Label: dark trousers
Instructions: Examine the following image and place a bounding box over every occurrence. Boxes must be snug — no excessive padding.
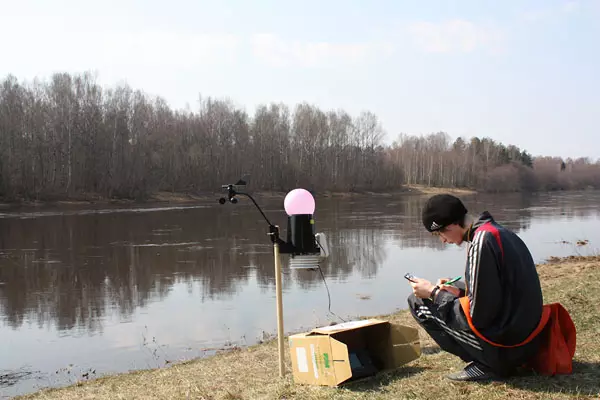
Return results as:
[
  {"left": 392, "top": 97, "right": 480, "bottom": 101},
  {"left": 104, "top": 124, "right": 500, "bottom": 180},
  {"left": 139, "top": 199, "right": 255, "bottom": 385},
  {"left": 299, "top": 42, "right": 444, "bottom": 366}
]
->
[{"left": 407, "top": 294, "right": 541, "bottom": 377}]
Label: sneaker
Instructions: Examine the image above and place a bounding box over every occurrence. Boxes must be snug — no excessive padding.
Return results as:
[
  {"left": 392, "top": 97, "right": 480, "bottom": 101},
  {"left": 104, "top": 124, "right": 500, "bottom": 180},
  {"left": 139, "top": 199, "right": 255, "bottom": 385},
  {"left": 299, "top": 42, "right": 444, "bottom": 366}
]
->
[{"left": 446, "top": 361, "right": 497, "bottom": 381}]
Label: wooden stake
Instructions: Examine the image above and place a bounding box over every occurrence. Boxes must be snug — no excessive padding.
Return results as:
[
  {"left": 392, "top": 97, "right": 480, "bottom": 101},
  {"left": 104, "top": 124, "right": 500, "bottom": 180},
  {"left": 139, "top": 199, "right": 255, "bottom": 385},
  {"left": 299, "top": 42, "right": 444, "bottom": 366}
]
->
[{"left": 274, "top": 242, "right": 285, "bottom": 377}]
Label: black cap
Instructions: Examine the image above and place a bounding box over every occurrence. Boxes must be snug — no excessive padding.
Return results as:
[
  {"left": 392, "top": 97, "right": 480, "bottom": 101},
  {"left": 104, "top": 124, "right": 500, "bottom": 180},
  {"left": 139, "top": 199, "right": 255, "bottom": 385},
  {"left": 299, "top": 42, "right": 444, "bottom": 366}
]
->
[{"left": 422, "top": 194, "right": 468, "bottom": 232}]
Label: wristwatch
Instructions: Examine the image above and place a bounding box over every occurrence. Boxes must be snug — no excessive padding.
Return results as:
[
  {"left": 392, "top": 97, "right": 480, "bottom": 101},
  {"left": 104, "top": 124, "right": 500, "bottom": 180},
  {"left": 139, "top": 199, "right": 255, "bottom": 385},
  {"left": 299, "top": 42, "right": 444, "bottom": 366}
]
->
[{"left": 429, "top": 286, "right": 440, "bottom": 301}]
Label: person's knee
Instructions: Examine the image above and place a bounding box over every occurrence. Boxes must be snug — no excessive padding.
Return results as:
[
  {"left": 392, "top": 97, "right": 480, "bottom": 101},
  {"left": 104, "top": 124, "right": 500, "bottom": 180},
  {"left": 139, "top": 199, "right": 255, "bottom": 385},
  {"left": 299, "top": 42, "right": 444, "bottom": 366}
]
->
[
  {"left": 407, "top": 293, "right": 418, "bottom": 310},
  {"left": 407, "top": 293, "right": 426, "bottom": 316}
]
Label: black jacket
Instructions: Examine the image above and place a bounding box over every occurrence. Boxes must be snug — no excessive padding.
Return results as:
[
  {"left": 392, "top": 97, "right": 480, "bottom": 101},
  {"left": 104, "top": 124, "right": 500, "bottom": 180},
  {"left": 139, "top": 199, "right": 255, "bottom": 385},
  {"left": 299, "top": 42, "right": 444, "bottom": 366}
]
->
[{"left": 433, "top": 211, "right": 544, "bottom": 345}]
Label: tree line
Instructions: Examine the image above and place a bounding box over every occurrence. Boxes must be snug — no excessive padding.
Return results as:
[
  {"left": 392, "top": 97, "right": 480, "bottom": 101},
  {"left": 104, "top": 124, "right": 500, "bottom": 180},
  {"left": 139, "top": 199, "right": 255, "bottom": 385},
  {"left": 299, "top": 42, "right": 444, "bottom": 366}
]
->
[{"left": 0, "top": 72, "right": 598, "bottom": 201}]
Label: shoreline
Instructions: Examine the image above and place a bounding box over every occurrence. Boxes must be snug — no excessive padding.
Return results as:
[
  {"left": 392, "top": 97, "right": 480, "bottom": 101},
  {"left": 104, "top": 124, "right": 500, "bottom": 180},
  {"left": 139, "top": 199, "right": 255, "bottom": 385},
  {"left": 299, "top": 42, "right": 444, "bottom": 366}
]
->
[
  {"left": 21, "top": 184, "right": 593, "bottom": 210},
  {"left": 16, "top": 254, "right": 600, "bottom": 400},
  {"left": 0, "top": 186, "right": 477, "bottom": 209},
  {"left": 3, "top": 186, "right": 598, "bottom": 209}
]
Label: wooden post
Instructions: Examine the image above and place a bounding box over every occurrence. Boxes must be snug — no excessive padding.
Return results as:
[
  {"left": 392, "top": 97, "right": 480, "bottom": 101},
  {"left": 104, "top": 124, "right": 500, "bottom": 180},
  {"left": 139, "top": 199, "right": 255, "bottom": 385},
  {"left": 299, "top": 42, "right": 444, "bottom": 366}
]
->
[{"left": 274, "top": 241, "right": 285, "bottom": 377}]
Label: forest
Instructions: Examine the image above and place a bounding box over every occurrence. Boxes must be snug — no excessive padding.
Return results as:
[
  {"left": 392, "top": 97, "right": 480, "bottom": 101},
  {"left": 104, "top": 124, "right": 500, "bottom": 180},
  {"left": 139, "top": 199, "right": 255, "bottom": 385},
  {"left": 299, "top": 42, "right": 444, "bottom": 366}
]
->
[{"left": 0, "top": 72, "right": 598, "bottom": 201}]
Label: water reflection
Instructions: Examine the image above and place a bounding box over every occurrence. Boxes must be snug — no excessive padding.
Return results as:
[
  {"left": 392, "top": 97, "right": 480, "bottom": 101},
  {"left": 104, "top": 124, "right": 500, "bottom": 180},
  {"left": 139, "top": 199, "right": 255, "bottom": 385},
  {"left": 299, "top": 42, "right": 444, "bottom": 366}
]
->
[
  {"left": 1, "top": 191, "right": 600, "bottom": 397},
  {"left": 1, "top": 192, "right": 600, "bottom": 334}
]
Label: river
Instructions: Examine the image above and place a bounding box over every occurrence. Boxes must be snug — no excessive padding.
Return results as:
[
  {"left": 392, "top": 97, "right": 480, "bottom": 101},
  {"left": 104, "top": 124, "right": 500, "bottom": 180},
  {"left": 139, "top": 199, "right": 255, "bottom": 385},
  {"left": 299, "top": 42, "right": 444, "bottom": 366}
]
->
[{"left": 1, "top": 190, "right": 599, "bottom": 397}]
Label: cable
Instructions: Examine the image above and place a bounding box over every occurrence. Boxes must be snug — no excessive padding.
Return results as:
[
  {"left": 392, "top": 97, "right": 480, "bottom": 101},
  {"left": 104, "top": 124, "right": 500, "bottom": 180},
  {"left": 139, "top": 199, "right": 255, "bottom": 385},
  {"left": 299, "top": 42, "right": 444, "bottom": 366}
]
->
[
  {"left": 315, "top": 240, "right": 346, "bottom": 323},
  {"left": 227, "top": 188, "right": 274, "bottom": 227},
  {"left": 316, "top": 265, "right": 346, "bottom": 323}
]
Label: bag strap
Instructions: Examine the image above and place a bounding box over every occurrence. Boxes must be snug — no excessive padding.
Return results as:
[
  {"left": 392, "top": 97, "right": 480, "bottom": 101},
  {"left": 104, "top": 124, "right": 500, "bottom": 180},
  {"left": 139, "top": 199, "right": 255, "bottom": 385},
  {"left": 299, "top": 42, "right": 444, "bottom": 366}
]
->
[{"left": 459, "top": 297, "right": 550, "bottom": 348}]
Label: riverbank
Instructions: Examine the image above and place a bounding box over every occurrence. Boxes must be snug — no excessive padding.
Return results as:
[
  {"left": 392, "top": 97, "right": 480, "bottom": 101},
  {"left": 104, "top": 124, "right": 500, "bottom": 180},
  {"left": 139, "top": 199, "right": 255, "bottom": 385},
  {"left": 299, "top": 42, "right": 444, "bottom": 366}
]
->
[
  {"left": 7, "top": 186, "right": 600, "bottom": 209},
  {"left": 19, "top": 255, "right": 600, "bottom": 399},
  {"left": 0, "top": 185, "right": 477, "bottom": 208}
]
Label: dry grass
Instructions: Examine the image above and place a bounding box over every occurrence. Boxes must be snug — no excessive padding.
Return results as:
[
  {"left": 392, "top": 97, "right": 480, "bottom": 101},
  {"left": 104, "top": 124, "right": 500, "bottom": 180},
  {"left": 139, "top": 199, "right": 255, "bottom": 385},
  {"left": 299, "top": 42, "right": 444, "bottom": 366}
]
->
[
  {"left": 0, "top": 186, "right": 478, "bottom": 208},
  {"left": 148, "top": 191, "right": 215, "bottom": 203},
  {"left": 400, "top": 184, "right": 477, "bottom": 196},
  {"left": 19, "top": 256, "right": 600, "bottom": 400}
]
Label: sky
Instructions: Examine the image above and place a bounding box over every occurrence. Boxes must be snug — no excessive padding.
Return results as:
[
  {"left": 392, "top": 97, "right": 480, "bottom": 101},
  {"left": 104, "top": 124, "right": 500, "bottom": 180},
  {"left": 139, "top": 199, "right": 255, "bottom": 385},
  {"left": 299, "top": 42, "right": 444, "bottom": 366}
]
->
[{"left": 1, "top": 0, "right": 599, "bottom": 160}]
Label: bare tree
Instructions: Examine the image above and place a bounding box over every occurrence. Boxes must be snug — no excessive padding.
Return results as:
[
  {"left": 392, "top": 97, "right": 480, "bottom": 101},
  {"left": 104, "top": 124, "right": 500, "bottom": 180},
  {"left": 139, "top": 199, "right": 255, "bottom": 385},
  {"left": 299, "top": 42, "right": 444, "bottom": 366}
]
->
[{"left": 1, "top": 72, "right": 599, "bottom": 202}]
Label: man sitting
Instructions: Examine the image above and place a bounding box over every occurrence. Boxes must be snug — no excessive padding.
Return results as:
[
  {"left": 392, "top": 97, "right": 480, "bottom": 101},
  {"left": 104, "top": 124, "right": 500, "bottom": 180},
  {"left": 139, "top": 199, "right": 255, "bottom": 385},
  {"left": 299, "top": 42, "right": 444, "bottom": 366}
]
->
[{"left": 407, "top": 194, "right": 543, "bottom": 381}]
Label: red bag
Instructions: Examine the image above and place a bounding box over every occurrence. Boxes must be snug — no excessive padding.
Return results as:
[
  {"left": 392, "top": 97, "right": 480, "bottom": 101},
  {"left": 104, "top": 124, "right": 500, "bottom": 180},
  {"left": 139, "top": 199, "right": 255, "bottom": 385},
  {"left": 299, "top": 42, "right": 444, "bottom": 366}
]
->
[
  {"left": 459, "top": 297, "right": 577, "bottom": 376},
  {"left": 525, "top": 303, "right": 577, "bottom": 375}
]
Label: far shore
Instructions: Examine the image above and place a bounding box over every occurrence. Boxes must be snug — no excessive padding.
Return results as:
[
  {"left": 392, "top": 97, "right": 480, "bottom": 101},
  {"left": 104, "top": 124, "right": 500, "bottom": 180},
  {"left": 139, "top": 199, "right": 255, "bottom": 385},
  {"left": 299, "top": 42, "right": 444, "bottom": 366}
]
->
[
  {"left": 3, "top": 186, "right": 598, "bottom": 210},
  {"left": 0, "top": 185, "right": 477, "bottom": 209}
]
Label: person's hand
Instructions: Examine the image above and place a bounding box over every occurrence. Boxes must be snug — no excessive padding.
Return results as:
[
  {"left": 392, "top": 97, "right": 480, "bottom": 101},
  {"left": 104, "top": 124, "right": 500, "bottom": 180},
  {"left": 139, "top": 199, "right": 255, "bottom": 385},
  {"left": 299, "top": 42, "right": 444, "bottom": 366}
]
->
[
  {"left": 436, "top": 278, "right": 451, "bottom": 286},
  {"left": 439, "top": 284, "right": 461, "bottom": 297},
  {"left": 409, "top": 278, "right": 436, "bottom": 299}
]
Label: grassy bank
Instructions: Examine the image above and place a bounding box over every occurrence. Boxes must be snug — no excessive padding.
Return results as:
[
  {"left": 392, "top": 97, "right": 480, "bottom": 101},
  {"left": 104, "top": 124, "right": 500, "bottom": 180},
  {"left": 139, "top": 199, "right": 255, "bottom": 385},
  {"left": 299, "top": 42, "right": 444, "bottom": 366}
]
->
[
  {"left": 0, "top": 185, "right": 477, "bottom": 208},
  {"left": 0, "top": 191, "right": 217, "bottom": 208},
  {"left": 18, "top": 255, "right": 600, "bottom": 399}
]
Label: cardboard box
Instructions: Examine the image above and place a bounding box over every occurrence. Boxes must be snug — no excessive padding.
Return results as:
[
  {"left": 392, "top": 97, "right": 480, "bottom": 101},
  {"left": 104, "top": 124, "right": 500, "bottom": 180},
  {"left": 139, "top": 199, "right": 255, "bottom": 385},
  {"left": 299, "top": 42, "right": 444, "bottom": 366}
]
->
[{"left": 288, "top": 319, "right": 420, "bottom": 387}]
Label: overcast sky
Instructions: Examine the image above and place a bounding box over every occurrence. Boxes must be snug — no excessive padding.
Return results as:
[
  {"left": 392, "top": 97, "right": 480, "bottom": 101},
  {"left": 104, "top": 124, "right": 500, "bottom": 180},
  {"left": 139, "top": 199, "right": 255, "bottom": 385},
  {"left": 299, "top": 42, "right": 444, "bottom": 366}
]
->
[{"left": 2, "top": 0, "right": 598, "bottom": 160}]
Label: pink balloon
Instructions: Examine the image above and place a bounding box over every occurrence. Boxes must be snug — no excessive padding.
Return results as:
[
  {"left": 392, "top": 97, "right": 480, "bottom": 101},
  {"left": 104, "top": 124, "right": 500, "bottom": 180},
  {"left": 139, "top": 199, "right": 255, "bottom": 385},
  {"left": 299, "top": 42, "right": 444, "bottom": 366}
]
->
[{"left": 284, "top": 188, "right": 315, "bottom": 215}]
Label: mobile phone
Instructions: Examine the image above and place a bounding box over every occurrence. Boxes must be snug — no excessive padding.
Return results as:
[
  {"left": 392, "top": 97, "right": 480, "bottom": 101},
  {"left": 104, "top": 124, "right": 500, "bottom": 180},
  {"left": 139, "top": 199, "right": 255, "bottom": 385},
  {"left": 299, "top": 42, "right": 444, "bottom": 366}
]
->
[{"left": 404, "top": 273, "right": 419, "bottom": 282}]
